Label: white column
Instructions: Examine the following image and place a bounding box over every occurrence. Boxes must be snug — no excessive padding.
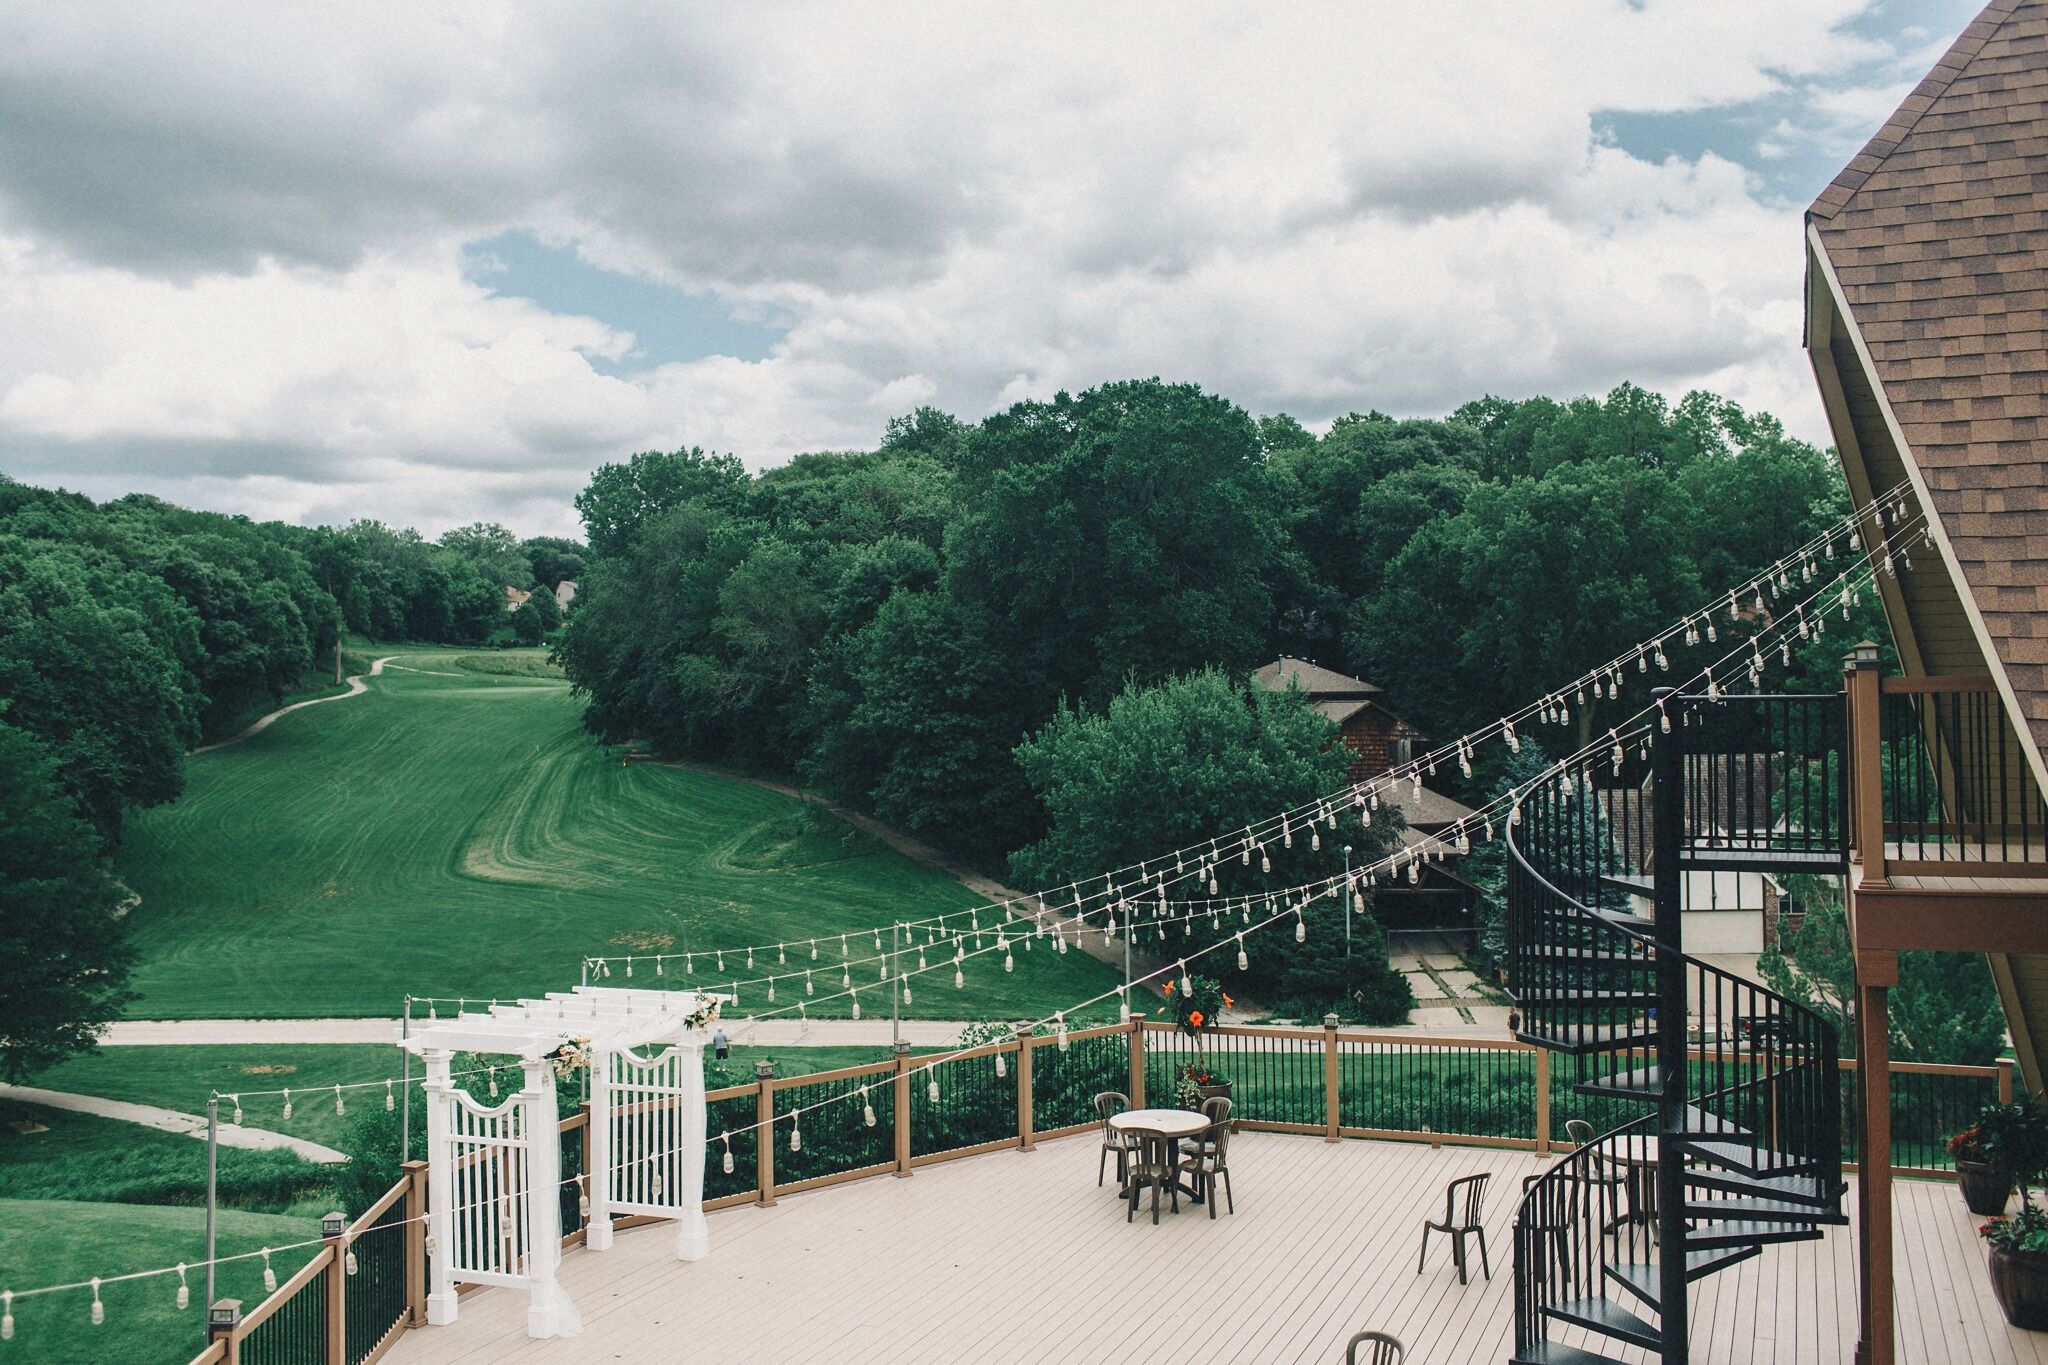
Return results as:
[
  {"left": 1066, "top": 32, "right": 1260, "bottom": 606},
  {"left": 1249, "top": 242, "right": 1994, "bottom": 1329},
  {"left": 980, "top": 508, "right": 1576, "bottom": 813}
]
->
[
  {"left": 422, "top": 1049, "right": 459, "bottom": 1327},
  {"left": 674, "top": 1026, "right": 710, "bottom": 1261},
  {"left": 585, "top": 1043, "right": 614, "bottom": 1250},
  {"left": 522, "top": 1059, "right": 567, "bottom": 1339}
]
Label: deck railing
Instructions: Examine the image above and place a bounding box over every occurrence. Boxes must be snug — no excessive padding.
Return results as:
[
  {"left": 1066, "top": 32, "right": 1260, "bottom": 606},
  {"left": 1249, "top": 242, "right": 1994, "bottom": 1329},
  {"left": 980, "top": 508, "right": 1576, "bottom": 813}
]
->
[
  {"left": 1850, "top": 670, "right": 2048, "bottom": 877},
  {"left": 190, "top": 1017, "right": 2004, "bottom": 1364}
]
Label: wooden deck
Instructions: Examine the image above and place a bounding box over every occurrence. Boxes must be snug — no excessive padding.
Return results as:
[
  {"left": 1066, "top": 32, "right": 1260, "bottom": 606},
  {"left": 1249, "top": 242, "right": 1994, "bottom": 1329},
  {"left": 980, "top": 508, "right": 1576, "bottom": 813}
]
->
[{"left": 387, "top": 1131, "right": 2047, "bottom": 1365}]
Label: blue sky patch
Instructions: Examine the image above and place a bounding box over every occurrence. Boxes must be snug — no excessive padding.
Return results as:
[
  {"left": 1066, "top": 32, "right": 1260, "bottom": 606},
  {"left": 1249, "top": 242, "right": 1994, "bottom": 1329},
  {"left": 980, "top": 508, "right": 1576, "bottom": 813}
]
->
[{"left": 462, "top": 230, "right": 784, "bottom": 374}]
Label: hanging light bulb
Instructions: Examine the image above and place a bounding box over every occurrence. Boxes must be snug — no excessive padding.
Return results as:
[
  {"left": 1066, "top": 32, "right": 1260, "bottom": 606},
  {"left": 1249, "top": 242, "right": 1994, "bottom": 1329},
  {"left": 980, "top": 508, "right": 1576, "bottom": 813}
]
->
[
  {"left": 1056, "top": 1012, "right": 1070, "bottom": 1051},
  {"left": 334, "top": 1086, "right": 345, "bottom": 1116},
  {"left": 862, "top": 1086, "right": 877, "bottom": 1127},
  {"left": 954, "top": 967, "right": 964, "bottom": 989},
  {"left": 722, "top": 1134, "right": 734, "bottom": 1174},
  {"left": 778, "top": 945, "right": 787, "bottom": 965},
  {"left": 626, "top": 957, "right": 634, "bottom": 978},
  {"left": 282, "top": 1089, "right": 292, "bottom": 1122},
  {"left": 928, "top": 1076, "right": 941, "bottom": 1104},
  {"left": 1237, "top": 935, "right": 1249, "bottom": 971},
  {"left": 995, "top": 1052, "right": 1007, "bottom": 1078},
  {"left": 2, "top": 1290, "right": 13, "bottom": 1341},
  {"left": 851, "top": 994, "right": 861, "bottom": 1020},
  {"left": 262, "top": 1250, "right": 277, "bottom": 1293},
  {"left": 231, "top": 1095, "right": 243, "bottom": 1125},
  {"left": 902, "top": 980, "right": 913, "bottom": 1004},
  {"left": 789, "top": 1120, "right": 801, "bottom": 1153},
  {"left": 90, "top": 1279, "right": 103, "bottom": 1326},
  {"left": 345, "top": 1249, "right": 359, "bottom": 1277},
  {"left": 806, "top": 970, "right": 815, "bottom": 995},
  {"left": 1295, "top": 916, "right": 1306, "bottom": 943},
  {"left": 656, "top": 957, "right": 665, "bottom": 976},
  {"left": 175, "top": 1265, "right": 189, "bottom": 1310}
]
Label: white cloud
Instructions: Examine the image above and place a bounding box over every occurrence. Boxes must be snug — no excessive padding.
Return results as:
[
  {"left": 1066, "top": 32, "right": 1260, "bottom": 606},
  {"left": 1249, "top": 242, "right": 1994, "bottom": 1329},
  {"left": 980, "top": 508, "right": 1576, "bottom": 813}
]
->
[{"left": 0, "top": 0, "right": 1927, "bottom": 534}]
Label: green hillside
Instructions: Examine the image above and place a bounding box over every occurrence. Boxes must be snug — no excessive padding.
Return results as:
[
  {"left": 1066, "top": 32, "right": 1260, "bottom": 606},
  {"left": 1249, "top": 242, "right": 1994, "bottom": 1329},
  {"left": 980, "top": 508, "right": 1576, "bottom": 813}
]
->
[{"left": 114, "top": 648, "right": 1118, "bottom": 1020}]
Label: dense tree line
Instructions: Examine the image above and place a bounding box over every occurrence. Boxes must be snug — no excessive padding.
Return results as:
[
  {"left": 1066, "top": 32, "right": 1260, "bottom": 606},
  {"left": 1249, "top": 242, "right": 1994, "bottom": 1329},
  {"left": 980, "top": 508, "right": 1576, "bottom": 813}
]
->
[
  {"left": 0, "top": 476, "right": 580, "bottom": 1077},
  {"left": 562, "top": 379, "right": 1849, "bottom": 850}
]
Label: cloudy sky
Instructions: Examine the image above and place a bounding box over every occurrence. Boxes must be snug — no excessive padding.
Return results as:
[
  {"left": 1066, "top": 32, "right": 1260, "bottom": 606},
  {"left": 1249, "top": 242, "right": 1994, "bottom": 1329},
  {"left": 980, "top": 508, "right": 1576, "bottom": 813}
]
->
[{"left": 0, "top": 1, "right": 1981, "bottom": 537}]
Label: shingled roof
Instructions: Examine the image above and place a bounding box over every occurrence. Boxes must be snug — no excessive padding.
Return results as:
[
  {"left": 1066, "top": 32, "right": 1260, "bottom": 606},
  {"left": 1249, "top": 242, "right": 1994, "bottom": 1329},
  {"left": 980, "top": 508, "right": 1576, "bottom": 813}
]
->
[{"left": 1807, "top": 0, "right": 2048, "bottom": 760}]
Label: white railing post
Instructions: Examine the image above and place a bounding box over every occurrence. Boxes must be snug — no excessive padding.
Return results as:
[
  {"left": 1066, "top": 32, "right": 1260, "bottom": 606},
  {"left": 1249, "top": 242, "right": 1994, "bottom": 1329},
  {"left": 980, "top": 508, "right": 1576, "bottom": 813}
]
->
[
  {"left": 522, "top": 1059, "right": 567, "bottom": 1339},
  {"left": 674, "top": 1021, "right": 710, "bottom": 1261},
  {"left": 585, "top": 1045, "right": 614, "bottom": 1250},
  {"left": 421, "top": 1049, "right": 458, "bottom": 1327}
]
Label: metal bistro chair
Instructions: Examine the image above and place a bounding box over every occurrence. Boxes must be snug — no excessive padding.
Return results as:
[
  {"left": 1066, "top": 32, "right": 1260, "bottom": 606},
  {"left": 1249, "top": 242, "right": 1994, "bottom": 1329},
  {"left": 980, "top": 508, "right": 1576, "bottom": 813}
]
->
[
  {"left": 1127, "top": 1128, "right": 1182, "bottom": 1224},
  {"left": 1094, "top": 1091, "right": 1132, "bottom": 1188},
  {"left": 1344, "top": 1331, "right": 1405, "bottom": 1365},
  {"left": 1416, "top": 1171, "right": 1492, "bottom": 1284},
  {"left": 1178, "top": 1107, "right": 1235, "bottom": 1218}
]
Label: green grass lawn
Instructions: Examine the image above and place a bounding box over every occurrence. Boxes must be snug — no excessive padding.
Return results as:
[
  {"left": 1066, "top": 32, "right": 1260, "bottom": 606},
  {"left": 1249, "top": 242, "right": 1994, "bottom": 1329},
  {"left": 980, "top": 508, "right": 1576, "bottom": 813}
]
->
[
  {"left": 0, "top": 1106, "right": 328, "bottom": 1212},
  {"left": 0, "top": 1199, "right": 317, "bottom": 1365},
  {"left": 116, "top": 646, "right": 1119, "bottom": 1019}
]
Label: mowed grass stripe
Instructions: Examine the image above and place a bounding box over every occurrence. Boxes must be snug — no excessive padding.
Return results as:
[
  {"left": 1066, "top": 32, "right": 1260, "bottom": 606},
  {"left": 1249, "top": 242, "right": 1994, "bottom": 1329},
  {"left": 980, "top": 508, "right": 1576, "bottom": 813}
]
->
[{"left": 117, "top": 649, "right": 1120, "bottom": 1020}]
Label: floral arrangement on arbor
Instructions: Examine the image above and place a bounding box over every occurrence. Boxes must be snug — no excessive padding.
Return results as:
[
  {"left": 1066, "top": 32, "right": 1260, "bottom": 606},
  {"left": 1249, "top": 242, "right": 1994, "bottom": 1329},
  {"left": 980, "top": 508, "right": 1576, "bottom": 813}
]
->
[
  {"left": 684, "top": 996, "right": 723, "bottom": 1033},
  {"left": 546, "top": 1036, "right": 593, "bottom": 1081}
]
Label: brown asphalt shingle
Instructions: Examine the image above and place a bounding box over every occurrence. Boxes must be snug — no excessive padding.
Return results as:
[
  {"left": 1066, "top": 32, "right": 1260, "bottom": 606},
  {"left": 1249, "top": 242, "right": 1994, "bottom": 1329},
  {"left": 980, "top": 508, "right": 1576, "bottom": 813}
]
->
[{"left": 1810, "top": 0, "right": 2048, "bottom": 756}]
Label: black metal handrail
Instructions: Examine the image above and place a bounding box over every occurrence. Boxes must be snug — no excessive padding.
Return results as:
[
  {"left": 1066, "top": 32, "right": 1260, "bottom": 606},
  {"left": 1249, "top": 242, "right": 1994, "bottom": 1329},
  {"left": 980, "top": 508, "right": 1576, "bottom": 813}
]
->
[
  {"left": 1880, "top": 680, "right": 2048, "bottom": 867},
  {"left": 1507, "top": 723, "right": 1843, "bottom": 1362}
]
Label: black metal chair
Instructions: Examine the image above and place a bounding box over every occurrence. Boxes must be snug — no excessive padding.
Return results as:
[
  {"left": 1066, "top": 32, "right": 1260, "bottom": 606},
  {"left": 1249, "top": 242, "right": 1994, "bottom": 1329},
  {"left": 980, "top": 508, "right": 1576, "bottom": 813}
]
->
[
  {"left": 1094, "top": 1091, "right": 1131, "bottom": 1188},
  {"left": 1345, "top": 1331, "right": 1405, "bottom": 1364},
  {"left": 1126, "top": 1129, "right": 1181, "bottom": 1224},
  {"left": 1416, "top": 1171, "right": 1492, "bottom": 1283}
]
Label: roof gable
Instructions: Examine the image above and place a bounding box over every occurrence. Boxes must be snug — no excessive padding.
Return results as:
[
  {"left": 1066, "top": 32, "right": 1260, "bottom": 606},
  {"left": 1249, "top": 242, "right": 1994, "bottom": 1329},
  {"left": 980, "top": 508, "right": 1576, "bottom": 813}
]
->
[{"left": 1807, "top": 0, "right": 2048, "bottom": 759}]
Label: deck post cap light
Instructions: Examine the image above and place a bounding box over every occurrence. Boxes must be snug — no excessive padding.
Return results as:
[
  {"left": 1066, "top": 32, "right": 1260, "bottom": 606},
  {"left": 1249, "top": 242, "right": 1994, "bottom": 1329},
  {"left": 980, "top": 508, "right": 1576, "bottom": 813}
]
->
[
  {"left": 1847, "top": 640, "right": 1881, "bottom": 667},
  {"left": 321, "top": 1211, "right": 346, "bottom": 1238},
  {"left": 207, "top": 1300, "right": 242, "bottom": 1331}
]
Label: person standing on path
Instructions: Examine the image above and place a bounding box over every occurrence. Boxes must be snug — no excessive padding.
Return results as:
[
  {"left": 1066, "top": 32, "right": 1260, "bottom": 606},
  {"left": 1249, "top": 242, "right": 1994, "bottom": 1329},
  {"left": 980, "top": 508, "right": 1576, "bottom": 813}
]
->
[{"left": 712, "top": 1026, "right": 729, "bottom": 1061}]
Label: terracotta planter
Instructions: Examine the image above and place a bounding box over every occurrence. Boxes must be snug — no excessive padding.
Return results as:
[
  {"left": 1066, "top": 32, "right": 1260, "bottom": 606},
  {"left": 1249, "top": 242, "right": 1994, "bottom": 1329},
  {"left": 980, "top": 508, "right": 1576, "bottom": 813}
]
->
[
  {"left": 1990, "top": 1246, "right": 2048, "bottom": 1330},
  {"left": 1958, "top": 1158, "right": 2015, "bottom": 1216}
]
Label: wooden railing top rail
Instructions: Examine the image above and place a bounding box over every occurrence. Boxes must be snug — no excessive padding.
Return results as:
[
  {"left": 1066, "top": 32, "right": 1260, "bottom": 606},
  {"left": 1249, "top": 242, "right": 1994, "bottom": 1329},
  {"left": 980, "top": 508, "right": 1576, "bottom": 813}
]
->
[
  {"left": 347, "top": 1175, "right": 408, "bottom": 1235},
  {"left": 1879, "top": 674, "right": 1996, "bottom": 694}
]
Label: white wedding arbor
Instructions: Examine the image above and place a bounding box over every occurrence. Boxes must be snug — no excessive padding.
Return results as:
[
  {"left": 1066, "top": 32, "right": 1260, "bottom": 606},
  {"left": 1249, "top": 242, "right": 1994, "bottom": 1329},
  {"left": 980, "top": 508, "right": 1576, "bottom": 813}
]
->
[{"left": 399, "top": 986, "right": 722, "bottom": 1339}]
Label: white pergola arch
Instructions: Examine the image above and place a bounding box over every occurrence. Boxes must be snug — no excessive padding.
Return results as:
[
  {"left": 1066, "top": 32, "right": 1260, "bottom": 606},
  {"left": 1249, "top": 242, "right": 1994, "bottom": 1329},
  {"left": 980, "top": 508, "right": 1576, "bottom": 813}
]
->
[{"left": 401, "top": 986, "right": 721, "bottom": 1339}]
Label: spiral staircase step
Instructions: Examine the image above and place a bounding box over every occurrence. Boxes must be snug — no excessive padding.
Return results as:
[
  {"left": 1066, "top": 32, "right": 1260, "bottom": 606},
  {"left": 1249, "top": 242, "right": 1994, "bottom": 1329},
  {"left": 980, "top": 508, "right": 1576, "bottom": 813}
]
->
[
  {"left": 1684, "top": 1167, "right": 1841, "bottom": 1208},
  {"left": 1509, "top": 1342, "right": 1636, "bottom": 1365},
  {"left": 1513, "top": 1023, "right": 1658, "bottom": 1055},
  {"left": 1685, "top": 1217, "right": 1826, "bottom": 1251},
  {"left": 1682, "top": 1138, "right": 1828, "bottom": 1179},
  {"left": 1541, "top": 1294, "right": 1662, "bottom": 1352},
  {"left": 1603, "top": 1246, "right": 1762, "bottom": 1311}
]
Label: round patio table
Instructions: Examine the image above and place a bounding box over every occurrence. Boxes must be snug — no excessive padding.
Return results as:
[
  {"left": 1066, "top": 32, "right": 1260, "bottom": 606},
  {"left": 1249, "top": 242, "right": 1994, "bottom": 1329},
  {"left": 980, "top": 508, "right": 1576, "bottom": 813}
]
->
[{"left": 1109, "top": 1108, "right": 1212, "bottom": 1207}]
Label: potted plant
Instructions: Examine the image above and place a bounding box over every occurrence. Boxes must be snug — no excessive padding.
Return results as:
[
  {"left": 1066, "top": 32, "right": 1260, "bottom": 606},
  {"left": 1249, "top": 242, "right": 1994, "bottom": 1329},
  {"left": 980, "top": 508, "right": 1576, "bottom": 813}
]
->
[
  {"left": 1984, "top": 1205, "right": 2048, "bottom": 1329},
  {"left": 1950, "top": 1122, "right": 2014, "bottom": 1216},
  {"left": 1162, "top": 974, "right": 1234, "bottom": 1108},
  {"left": 1977, "top": 1095, "right": 2048, "bottom": 1328}
]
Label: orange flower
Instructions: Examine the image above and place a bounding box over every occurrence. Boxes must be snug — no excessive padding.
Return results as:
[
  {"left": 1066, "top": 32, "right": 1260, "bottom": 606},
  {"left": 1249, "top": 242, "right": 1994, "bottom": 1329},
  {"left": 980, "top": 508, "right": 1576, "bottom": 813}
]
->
[
  {"left": 1222, "top": 993, "right": 1235, "bottom": 1009},
  {"left": 1189, "top": 1009, "right": 1205, "bottom": 1028},
  {"left": 1162, "top": 981, "right": 1174, "bottom": 995}
]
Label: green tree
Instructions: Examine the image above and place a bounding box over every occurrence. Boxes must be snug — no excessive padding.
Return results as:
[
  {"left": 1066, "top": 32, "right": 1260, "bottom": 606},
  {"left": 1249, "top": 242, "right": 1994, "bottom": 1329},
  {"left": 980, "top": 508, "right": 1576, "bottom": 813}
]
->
[
  {"left": 576, "top": 447, "right": 748, "bottom": 560},
  {"left": 0, "top": 721, "right": 135, "bottom": 1080},
  {"left": 948, "top": 379, "right": 1289, "bottom": 714},
  {"left": 509, "top": 598, "right": 546, "bottom": 646},
  {"left": 521, "top": 536, "right": 587, "bottom": 591},
  {"left": 1010, "top": 668, "right": 1409, "bottom": 1017},
  {"left": 439, "top": 522, "right": 534, "bottom": 588}
]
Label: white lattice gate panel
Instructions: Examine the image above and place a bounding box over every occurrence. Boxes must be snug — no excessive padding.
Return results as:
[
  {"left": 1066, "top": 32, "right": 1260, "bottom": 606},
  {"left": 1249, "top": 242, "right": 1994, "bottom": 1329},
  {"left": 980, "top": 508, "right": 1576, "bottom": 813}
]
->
[
  {"left": 446, "top": 1092, "right": 533, "bottom": 1287},
  {"left": 607, "top": 1046, "right": 688, "bottom": 1217}
]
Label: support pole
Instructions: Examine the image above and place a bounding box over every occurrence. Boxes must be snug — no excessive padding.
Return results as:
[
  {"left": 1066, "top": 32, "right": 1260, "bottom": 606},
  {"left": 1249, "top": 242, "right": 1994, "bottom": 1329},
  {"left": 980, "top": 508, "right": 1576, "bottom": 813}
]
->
[
  {"left": 893, "top": 1042, "right": 913, "bottom": 1177},
  {"left": 891, "top": 922, "right": 901, "bottom": 1052},
  {"left": 400, "top": 997, "right": 412, "bottom": 1167},
  {"left": 1856, "top": 982, "right": 1896, "bottom": 1365},
  {"left": 1650, "top": 685, "right": 1689, "bottom": 1365},
  {"left": 205, "top": 1097, "right": 219, "bottom": 1312}
]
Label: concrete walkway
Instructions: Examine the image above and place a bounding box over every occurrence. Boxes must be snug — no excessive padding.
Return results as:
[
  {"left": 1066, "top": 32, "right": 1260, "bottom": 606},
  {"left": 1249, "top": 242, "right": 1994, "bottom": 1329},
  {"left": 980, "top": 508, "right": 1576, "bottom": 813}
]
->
[
  {"left": 0, "top": 1084, "right": 350, "bottom": 1164},
  {"left": 191, "top": 655, "right": 400, "bottom": 754}
]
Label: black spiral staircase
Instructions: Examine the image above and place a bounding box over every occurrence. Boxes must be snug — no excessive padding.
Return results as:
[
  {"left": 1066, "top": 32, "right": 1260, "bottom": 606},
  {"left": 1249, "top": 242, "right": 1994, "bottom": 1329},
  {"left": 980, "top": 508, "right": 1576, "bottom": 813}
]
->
[{"left": 1506, "top": 689, "right": 1849, "bottom": 1365}]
